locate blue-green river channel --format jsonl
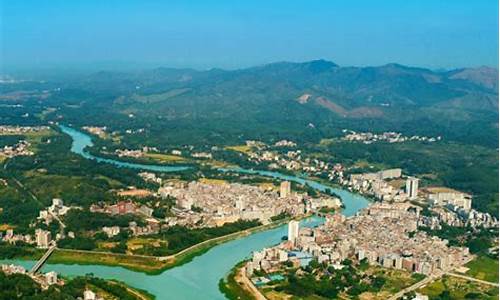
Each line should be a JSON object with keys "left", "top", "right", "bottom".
{"left": 2, "top": 125, "right": 370, "bottom": 300}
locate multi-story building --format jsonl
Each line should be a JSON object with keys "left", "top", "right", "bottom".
{"left": 280, "top": 181, "right": 291, "bottom": 198}
{"left": 426, "top": 188, "right": 472, "bottom": 210}
{"left": 406, "top": 177, "right": 419, "bottom": 199}
{"left": 35, "top": 229, "right": 51, "bottom": 248}
{"left": 288, "top": 220, "right": 299, "bottom": 245}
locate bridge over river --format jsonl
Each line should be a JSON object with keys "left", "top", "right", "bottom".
{"left": 29, "top": 245, "right": 56, "bottom": 274}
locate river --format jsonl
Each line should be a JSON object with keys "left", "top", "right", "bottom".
{"left": 3, "top": 125, "right": 370, "bottom": 300}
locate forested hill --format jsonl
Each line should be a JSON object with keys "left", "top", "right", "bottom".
{"left": 2, "top": 60, "right": 499, "bottom": 146}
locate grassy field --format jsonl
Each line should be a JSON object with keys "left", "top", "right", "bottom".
{"left": 357, "top": 267, "right": 425, "bottom": 300}
{"left": 204, "top": 159, "right": 236, "bottom": 168}
{"left": 418, "top": 275, "right": 498, "bottom": 300}
{"left": 219, "top": 261, "right": 256, "bottom": 300}
{"left": 0, "top": 224, "right": 15, "bottom": 231}
{"left": 24, "top": 129, "right": 54, "bottom": 151}
{"left": 465, "top": 255, "right": 499, "bottom": 283}
{"left": 107, "top": 280, "right": 156, "bottom": 300}
{"left": 225, "top": 145, "right": 252, "bottom": 153}
{"left": 131, "top": 89, "right": 191, "bottom": 104}
{"left": 143, "top": 152, "right": 185, "bottom": 162}
{"left": 48, "top": 249, "right": 172, "bottom": 274}
{"left": 127, "top": 237, "right": 167, "bottom": 252}
{"left": 22, "top": 173, "right": 114, "bottom": 206}
{"left": 96, "top": 241, "right": 119, "bottom": 250}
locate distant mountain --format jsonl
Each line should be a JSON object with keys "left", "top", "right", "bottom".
{"left": 74, "top": 60, "right": 497, "bottom": 111}
{"left": 447, "top": 66, "right": 499, "bottom": 90}
{"left": 6, "top": 60, "right": 498, "bottom": 146}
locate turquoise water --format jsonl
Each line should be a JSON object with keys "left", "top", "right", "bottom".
{"left": 4, "top": 125, "right": 370, "bottom": 299}
{"left": 59, "top": 124, "right": 369, "bottom": 216}
{"left": 3, "top": 217, "right": 323, "bottom": 300}
{"left": 59, "top": 125, "right": 190, "bottom": 172}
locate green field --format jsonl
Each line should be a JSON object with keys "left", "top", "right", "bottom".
{"left": 418, "top": 275, "right": 498, "bottom": 300}
{"left": 219, "top": 261, "right": 256, "bottom": 300}
{"left": 143, "top": 152, "right": 186, "bottom": 162}
{"left": 225, "top": 145, "right": 252, "bottom": 153}
{"left": 465, "top": 255, "right": 499, "bottom": 283}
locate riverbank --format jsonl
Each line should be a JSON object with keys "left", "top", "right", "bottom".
{"left": 1, "top": 216, "right": 327, "bottom": 300}
{"left": 29, "top": 125, "right": 371, "bottom": 299}
{"left": 107, "top": 279, "right": 157, "bottom": 300}
{"left": 17, "top": 217, "right": 296, "bottom": 275}
{"left": 219, "top": 261, "right": 263, "bottom": 300}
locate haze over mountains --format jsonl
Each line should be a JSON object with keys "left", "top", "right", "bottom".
{"left": 2, "top": 60, "right": 499, "bottom": 146}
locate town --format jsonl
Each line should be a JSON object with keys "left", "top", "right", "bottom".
{"left": 250, "top": 203, "right": 470, "bottom": 277}
{"left": 2, "top": 179, "right": 341, "bottom": 254}
{"left": 342, "top": 129, "right": 441, "bottom": 144}
{"left": 342, "top": 168, "right": 498, "bottom": 228}
{"left": 159, "top": 180, "right": 340, "bottom": 227}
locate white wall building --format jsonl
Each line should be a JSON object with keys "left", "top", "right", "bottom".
{"left": 406, "top": 177, "right": 419, "bottom": 199}
{"left": 288, "top": 220, "right": 299, "bottom": 245}
{"left": 35, "top": 229, "right": 51, "bottom": 248}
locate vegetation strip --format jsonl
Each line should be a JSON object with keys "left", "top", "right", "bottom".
{"left": 3, "top": 217, "right": 295, "bottom": 274}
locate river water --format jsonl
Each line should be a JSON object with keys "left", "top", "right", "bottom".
{"left": 2, "top": 125, "right": 370, "bottom": 300}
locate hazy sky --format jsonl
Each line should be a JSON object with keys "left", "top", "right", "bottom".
{"left": 1, "top": 0, "right": 498, "bottom": 71}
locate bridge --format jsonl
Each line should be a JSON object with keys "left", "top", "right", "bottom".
{"left": 29, "top": 245, "right": 56, "bottom": 274}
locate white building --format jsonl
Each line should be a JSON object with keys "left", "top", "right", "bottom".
{"left": 406, "top": 177, "right": 419, "bottom": 199}
{"left": 45, "top": 271, "right": 58, "bottom": 285}
{"left": 35, "top": 229, "right": 51, "bottom": 248}
{"left": 102, "top": 226, "right": 120, "bottom": 238}
{"left": 48, "top": 198, "right": 70, "bottom": 216}
{"left": 52, "top": 198, "right": 63, "bottom": 207}
{"left": 377, "top": 168, "right": 402, "bottom": 179}
{"left": 288, "top": 220, "right": 299, "bottom": 245}
{"left": 428, "top": 189, "right": 472, "bottom": 210}
{"left": 412, "top": 293, "right": 429, "bottom": 300}
{"left": 84, "top": 289, "right": 97, "bottom": 300}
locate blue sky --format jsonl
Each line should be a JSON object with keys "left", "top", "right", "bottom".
{"left": 1, "top": 0, "right": 498, "bottom": 70}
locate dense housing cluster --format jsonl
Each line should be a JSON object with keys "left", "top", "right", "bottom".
{"left": 251, "top": 202, "right": 471, "bottom": 276}
{"left": 159, "top": 181, "right": 340, "bottom": 227}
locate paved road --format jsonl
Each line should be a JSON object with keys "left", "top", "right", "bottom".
{"left": 446, "top": 272, "right": 499, "bottom": 287}
{"left": 236, "top": 265, "right": 267, "bottom": 300}
{"left": 9, "top": 172, "right": 67, "bottom": 230}
{"left": 387, "top": 271, "right": 444, "bottom": 300}
{"left": 388, "top": 266, "right": 498, "bottom": 300}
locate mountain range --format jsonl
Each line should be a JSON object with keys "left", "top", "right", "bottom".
{"left": 2, "top": 60, "right": 499, "bottom": 146}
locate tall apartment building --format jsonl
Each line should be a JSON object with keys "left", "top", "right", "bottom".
{"left": 406, "top": 177, "right": 419, "bottom": 199}
{"left": 288, "top": 220, "right": 299, "bottom": 245}
{"left": 280, "top": 181, "right": 291, "bottom": 198}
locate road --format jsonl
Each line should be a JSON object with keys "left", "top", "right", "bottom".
{"left": 388, "top": 267, "right": 498, "bottom": 300}
{"left": 236, "top": 265, "right": 267, "bottom": 300}
{"left": 387, "top": 271, "right": 444, "bottom": 300}
{"left": 8, "top": 171, "right": 66, "bottom": 230}
{"left": 446, "top": 272, "right": 499, "bottom": 287}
